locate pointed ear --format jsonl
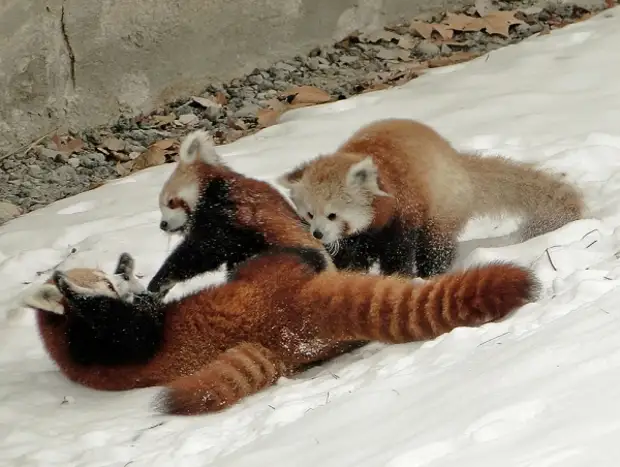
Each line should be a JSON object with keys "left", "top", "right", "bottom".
{"left": 179, "top": 130, "right": 223, "bottom": 166}
{"left": 51, "top": 271, "right": 94, "bottom": 301}
{"left": 277, "top": 162, "right": 310, "bottom": 190}
{"left": 345, "top": 157, "right": 391, "bottom": 197}
{"left": 21, "top": 283, "right": 65, "bottom": 314}
{"left": 114, "top": 252, "right": 135, "bottom": 278}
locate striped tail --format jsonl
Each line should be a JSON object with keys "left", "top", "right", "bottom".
{"left": 154, "top": 343, "right": 285, "bottom": 415}
{"left": 306, "top": 262, "right": 540, "bottom": 343}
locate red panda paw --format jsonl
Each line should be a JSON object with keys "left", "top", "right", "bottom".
{"left": 152, "top": 386, "right": 226, "bottom": 416}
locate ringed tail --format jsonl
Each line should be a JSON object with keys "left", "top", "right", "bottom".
{"left": 154, "top": 342, "right": 285, "bottom": 415}
{"left": 307, "top": 262, "right": 540, "bottom": 343}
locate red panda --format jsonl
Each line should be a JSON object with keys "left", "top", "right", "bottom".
{"left": 22, "top": 248, "right": 539, "bottom": 416}
{"left": 278, "top": 118, "right": 585, "bottom": 278}
{"left": 149, "top": 129, "right": 333, "bottom": 296}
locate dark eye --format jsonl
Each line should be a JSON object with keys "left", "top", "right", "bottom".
{"left": 307, "top": 212, "right": 314, "bottom": 219}
{"left": 327, "top": 213, "right": 337, "bottom": 221}
{"left": 122, "top": 273, "right": 130, "bottom": 281}
{"left": 102, "top": 279, "right": 116, "bottom": 291}
{"left": 167, "top": 199, "right": 176, "bottom": 209}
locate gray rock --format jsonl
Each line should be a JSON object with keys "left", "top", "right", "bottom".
{"left": 28, "top": 165, "right": 43, "bottom": 177}
{"left": 235, "top": 103, "right": 260, "bottom": 119}
{"left": 54, "top": 166, "right": 79, "bottom": 182}
{"left": 80, "top": 152, "right": 107, "bottom": 168}
{"left": 416, "top": 40, "right": 441, "bottom": 58}
{"left": 248, "top": 74, "right": 264, "bottom": 85}
{"left": 68, "top": 157, "right": 81, "bottom": 168}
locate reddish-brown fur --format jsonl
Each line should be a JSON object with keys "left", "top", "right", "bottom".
{"left": 33, "top": 251, "right": 538, "bottom": 415}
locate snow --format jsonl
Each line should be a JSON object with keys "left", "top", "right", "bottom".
{"left": 2, "top": 8, "right": 620, "bottom": 466}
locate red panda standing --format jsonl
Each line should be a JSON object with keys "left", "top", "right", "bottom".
{"left": 23, "top": 248, "right": 539, "bottom": 416}
{"left": 278, "top": 118, "right": 585, "bottom": 278}
{"left": 148, "top": 130, "right": 333, "bottom": 296}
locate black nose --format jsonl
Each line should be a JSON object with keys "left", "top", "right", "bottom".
{"left": 312, "top": 230, "right": 323, "bottom": 240}
{"left": 160, "top": 220, "right": 169, "bottom": 231}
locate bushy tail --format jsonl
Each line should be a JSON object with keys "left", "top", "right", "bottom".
{"left": 154, "top": 343, "right": 285, "bottom": 415}
{"left": 461, "top": 153, "right": 585, "bottom": 240}
{"left": 306, "top": 262, "right": 540, "bottom": 343}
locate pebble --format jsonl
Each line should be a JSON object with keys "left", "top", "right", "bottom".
{"left": 416, "top": 40, "right": 441, "bottom": 58}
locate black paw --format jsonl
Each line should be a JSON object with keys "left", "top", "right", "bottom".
{"left": 114, "top": 252, "right": 135, "bottom": 279}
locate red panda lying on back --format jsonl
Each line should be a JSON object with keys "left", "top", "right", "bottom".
{"left": 278, "top": 118, "right": 585, "bottom": 279}
{"left": 148, "top": 130, "right": 332, "bottom": 296}
{"left": 22, "top": 248, "right": 539, "bottom": 415}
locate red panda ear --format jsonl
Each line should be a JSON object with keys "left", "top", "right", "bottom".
{"left": 277, "top": 162, "right": 310, "bottom": 189}
{"left": 346, "top": 157, "right": 391, "bottom": 197}
{"left": 179, "top": 130, "right": 223, "bottom": 167}
{"left": 21, "top": 283, "right": 65, "bottom": 314}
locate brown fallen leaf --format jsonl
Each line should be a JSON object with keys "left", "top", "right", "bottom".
{"left": 360, "top": 29, "right": 401, "bottom": 43}
{"left": 152, "top": 114, "right": 176, "bottom": 126}
{"left": 101, "top": 136, "right": 125, "bottom": 152}
{"left": 282, "top": 86, "right": 332, "bottom": 105}
{"left": 376, "top": 48, "right": 412, "bottom": 61}
{"left": 257, "top": 108, "right": 283, "bottom": 128}
{"left": 397, "top": 36, "right": 417, "bottom": 49}
{"left": 50, "top": 134, "right": 84, "bottom": 154}
{"left": 115, "top": 161, "right": 132, "bottom": 177}
{"left": 152, "top": 139, "right": 176, "bottom": 150}
{"left": 130, "top": 145, "right": 166, "bottom": 172}
{"left": 409, "top": 21, "right": 454, "bottom": 40}
{"left": 442, "top": 13, "right": 483, "bottom": 32}
{"left": 479, "top": 10, "right": 525, "bottom": 37}
{"left": 442, "top": 11, "right": 525, "bottom": 38}
{"left": 214, "top": 92, "right": 228, "bottom": 106}
{"left": 108, "top": 151, "right": 130, "bottom": 162}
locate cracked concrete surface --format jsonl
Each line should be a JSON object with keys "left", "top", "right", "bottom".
{"left": 0, "top": 0, "right": 480, "bottom": 154}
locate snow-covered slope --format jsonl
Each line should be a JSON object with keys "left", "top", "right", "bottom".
{"left": 2, "top": 8, "right": 620, "bottom": 466}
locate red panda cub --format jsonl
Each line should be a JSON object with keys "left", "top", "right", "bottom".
{"left": 278, "top": 118, "right": 585, "bottom": 278}
{"left": 148, "top": 129, "right": 332, "bottom": 296}
{"left": 23, "top": 248, "right": 539, "bottom": 416}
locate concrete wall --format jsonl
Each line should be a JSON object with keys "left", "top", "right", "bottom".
{"left": 0, "top": 0, "right": 469, "bottom": 154}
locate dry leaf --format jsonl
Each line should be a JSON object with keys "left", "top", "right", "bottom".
{"left": 442, "top": 13, "right": 483, "bottom": 31}
{"left": 397, "top": 36, "right": 417, "bottom": 49}
{"left": 282, "top": 86, "right": 332, "bottom": 105}
{"left": 115, "top": 161, "right": 132, "bottom": 177}
{"left": 152, "top": 114, "right": 176, "bottom": 126}
{"left": 50, "top": 135, "right": 84, "bottom": 154}
{"left": 130, "top": 146, "right": 166, "bottom": 172}
{"left": 361, "top": 29, "right": 401, "bottom": 43}
{"left": 376, "top": 48, "right": 412, "bottom": 61}
{"left": 442, "top": 11, "right": 524, "bottom": 38}
{"left": 177, "top": 114, "right": 199, "bottom": 126}
{"left": 257, "top": 108, "right": 283, "bottom": 128}
{"left": 410, "top": 21, "right": 454, "bottom": 40}
{"left": 108, "top": 151, "right": 130, "bottom": 162}
{"left": 191, "top": 96, "right": 221, "bottom": 109}
{"left": 152, "top": 139, "right": 175, "bottom": 150}
{"left": 214, "top": 92, "right": 228, "bottom": 106}
{"left": 474, "top": 0, "right": 494, "bottom": 17}
{"left": 101, "top": 137, "right": 125, "bottom": 152}
{"left": 479, "top": 11, "right": 525, "bottom": 37}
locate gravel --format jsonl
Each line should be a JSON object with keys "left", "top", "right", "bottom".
{"left": 0, "top": 0, "right": 605, "bottom": 225}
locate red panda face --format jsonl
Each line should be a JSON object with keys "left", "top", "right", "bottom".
{"left": 159, "top": 183, "right": 199, "bottom": 235}
{"left": 21, "top": 253, "right": 146, "bottom": 314}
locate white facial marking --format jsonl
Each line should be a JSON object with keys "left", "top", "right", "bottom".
{"left": 292, "top": 183, "right": 374, "bottom": 245}
{"left": 159, "top": 184, "right": 199, "bottom": 234}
